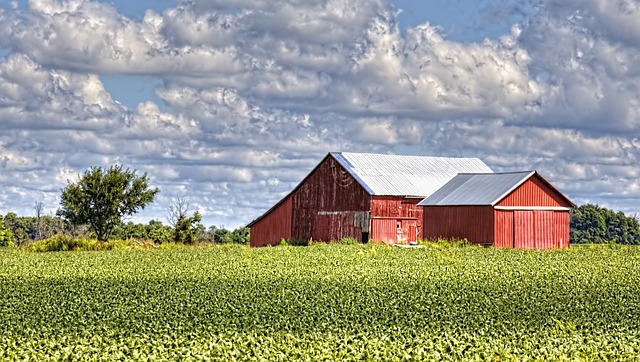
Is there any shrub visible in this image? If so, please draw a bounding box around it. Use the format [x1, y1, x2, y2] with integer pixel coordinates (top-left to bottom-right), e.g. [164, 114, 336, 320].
[20, 234, 147, 252]
[418, 237, 470, 248]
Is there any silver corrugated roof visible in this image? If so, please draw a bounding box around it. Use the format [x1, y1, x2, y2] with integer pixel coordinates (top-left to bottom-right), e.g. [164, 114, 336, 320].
[331, 152, 493, 197]
[418, 171, 535, 206]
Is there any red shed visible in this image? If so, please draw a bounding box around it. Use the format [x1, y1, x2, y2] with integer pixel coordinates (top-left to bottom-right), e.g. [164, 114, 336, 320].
[419, 171, 575, 249]
[248, 152, 492, 246]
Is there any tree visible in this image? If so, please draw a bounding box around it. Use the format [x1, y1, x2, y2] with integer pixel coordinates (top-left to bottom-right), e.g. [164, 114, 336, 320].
[0, 217, 14, 247]
[570, 204, 640, 244]
[58, 165, 159, 241]
[232, 226, 250, 244]
[173, 211, 203, 244]
[167, 197, 189, 227]
[214, 228, 233, 244]
[146, 220, 173, 244]
[34, 201, 44, 240]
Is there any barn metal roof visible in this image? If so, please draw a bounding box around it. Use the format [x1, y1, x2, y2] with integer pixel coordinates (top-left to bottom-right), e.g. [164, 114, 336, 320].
[418, 171, 535, 206]
[331, 152, 493, 197]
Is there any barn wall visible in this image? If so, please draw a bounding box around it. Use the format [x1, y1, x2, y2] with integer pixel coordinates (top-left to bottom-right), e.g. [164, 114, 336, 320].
[291, 156, 371, 242]
[423, 206, 495, 245]
[370, 196, 423, 244]
[494, 210, 514, 248]
[249, 196, 292, 247]
[554, 211, 570, 248]
[497, 175, 572, 207]
[497, 209, 570, 249]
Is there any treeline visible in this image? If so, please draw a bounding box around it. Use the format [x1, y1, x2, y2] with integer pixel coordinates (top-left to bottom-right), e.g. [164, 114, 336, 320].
[0, 213, 249, 247]
[570, 204, 640, 244]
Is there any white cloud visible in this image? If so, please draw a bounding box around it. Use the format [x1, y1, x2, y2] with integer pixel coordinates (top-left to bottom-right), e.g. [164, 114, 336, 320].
[1, 0, 640, 226]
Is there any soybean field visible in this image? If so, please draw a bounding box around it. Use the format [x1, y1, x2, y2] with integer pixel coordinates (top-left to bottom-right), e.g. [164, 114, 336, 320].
[1, 244, 640, 360]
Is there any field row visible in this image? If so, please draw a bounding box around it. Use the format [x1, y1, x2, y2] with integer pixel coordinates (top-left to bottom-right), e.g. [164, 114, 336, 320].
[1, 245, 639, 360]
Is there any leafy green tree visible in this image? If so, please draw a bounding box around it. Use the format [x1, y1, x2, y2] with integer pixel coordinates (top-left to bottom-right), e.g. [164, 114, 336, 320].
[113, 221, 148, 240]
[232, 227, 250, 244]
[173, 212, 203, 244]
[58, 165, 159, 241]
[147, 220, 173, 244]
[3, 213, 34, 245]
[0, 217, 14, 247]
[571, 204, 640, 244]
[214, 228, 233, 244]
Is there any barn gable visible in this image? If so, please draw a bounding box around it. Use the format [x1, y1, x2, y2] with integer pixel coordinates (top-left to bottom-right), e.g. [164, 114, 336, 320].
[420, 171, 575, 249]
[418, 171, 574, 207]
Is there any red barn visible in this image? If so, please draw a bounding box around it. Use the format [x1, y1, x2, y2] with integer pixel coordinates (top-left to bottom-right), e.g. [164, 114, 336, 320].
[248, 152, 492, 247]
[419, 171, 575, 249]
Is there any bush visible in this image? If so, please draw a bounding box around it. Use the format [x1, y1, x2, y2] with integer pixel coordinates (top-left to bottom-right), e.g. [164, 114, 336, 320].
[335, 237, 360, 245]
[418, 237, 470, 248]
[20, 234, 147, 252]
[0, 218, 14, 247]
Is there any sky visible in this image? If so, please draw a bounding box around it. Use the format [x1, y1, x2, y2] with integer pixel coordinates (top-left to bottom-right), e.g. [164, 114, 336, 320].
[1, 0, 640, 228]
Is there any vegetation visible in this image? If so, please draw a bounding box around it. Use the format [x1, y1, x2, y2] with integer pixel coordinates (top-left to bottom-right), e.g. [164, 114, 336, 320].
[570, 203, 640, 244]
[58, 165, 159, 241]
[1, 244, 639, 360]
[0, 217, 14, 247]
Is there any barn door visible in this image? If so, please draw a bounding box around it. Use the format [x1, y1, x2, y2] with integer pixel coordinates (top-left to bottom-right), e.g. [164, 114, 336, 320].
[513, 210, 565, 249]
[513, 211, 534, 249]
[404, 220, 417, 244]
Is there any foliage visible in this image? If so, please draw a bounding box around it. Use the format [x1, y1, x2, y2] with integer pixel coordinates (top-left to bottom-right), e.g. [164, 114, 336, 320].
[58, 165, 159, 241]
[0, 217, 14, 247]
[173, 211, 203, 244]
[418, 237, 471, 247]
[231, 226, 250, 244]
[570, 204, 640, 244]
[19, 234, 147, 252]
[1, 245, 640, 360]
[146, 220, 173, 244]
[214, 228, 233, 244]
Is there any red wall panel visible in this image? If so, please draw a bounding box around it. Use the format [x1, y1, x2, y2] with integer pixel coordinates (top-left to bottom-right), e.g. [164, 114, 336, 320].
[314, 213, 356, 242]
[512, 210, 570, 249]
[371, 219, 397, 244]
[371, 196, 423, 240]
[249, 197, 292, 247]
[494, 210, 514, 248]
[423, 206, 495, 245]
[291, 156, 370, 242]
[554, 211, 570, 248]
[514, 210, 534, 249]
[498, 175, 572, 207]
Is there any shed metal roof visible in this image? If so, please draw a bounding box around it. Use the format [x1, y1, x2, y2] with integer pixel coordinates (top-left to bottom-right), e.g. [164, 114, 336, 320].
[332, 152, 493, 197]
[418, 171, 535, 206]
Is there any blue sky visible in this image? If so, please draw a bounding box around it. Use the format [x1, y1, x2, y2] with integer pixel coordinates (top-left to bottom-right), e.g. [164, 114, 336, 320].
[1, 0, 640, 228]
[101, 0, 528, 110]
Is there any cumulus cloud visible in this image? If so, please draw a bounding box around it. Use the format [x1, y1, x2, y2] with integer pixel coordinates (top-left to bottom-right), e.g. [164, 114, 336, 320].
[520, 0, 640, 133]
[1, 0, 640, 225]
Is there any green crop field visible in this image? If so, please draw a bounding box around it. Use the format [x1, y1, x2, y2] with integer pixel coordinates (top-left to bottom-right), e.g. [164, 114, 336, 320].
[1, 244, 640, 361]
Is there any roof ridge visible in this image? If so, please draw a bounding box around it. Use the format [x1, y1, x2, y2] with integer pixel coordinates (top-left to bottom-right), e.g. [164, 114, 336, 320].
[334, 151, 485, 160]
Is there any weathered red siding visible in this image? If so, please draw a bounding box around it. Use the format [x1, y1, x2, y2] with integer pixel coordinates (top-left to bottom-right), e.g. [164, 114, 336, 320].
[291, 156, 371, 242]
[249, 196, 292, 247]
[423, 206, 495, 245]
[498, 175, 572, 207]
[371, 218, 397, 243]
[494, 210, 514, 248]
[369, 197, 423, 244]
[514, 210, 535, 249]
[505, 210, 570, 249]
[554, 211, 570, 248]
